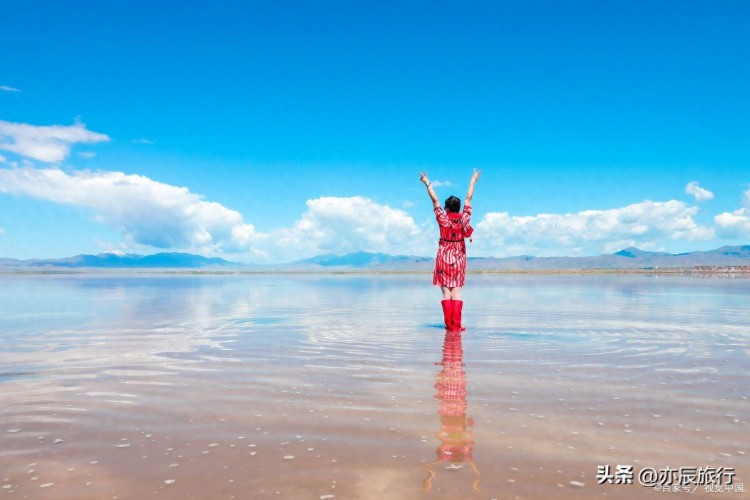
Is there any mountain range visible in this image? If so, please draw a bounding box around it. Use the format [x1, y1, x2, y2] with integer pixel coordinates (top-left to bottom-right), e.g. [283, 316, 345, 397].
[0, 252, 237, 269]
[291, 246, 750, 271]
[2, 246, 749, 270]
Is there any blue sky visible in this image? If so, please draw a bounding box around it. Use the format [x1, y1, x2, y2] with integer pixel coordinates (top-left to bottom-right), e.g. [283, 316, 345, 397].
[1, 0, 749, 262]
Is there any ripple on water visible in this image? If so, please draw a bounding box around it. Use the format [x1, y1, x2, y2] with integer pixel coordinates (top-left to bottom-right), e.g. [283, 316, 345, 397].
[0, 274, 748, 498]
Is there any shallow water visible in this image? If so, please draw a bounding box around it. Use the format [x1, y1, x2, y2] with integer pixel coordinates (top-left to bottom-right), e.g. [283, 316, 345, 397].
[0, 274, 748, 499]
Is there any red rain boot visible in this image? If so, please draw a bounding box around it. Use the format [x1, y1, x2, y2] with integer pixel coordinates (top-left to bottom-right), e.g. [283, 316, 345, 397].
[451, 300, 465, 332]
[441, 300, 452, 330]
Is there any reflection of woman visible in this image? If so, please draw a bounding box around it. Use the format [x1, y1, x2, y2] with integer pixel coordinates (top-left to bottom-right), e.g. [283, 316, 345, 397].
[422, 331, 480, 492]
[419, 169, 481, 331]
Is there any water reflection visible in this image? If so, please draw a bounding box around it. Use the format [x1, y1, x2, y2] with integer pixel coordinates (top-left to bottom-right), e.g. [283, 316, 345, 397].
[423, 330, 480, 492]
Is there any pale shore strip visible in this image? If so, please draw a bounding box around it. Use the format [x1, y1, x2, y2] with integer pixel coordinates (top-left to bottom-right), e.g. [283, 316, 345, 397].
[2, 267, 750, 276]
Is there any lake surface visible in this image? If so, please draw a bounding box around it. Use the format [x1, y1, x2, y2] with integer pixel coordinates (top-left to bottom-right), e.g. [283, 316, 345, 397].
[0, 274, 748, 499]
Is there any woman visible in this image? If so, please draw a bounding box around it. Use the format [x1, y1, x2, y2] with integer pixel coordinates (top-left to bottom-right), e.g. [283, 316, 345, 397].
[420, 169, 481, 331]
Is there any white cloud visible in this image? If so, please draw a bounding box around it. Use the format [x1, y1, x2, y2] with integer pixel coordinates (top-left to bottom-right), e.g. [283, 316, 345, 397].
[714, 209, 750, 238]
[0, 167, 256, 252]
[0, 154, 6, 163]
[714, 188, 750, 238]
[78, 151, 96, 159]
[93, 238, 128, 255]
[0, 85, 22, 92]
[133, 138, 156, 145]
[685, 181, 714, 202]
[261, 196, 427, 260]
[474, 200, 714, 257]
[0, 162, 734, 261]
[0, 120, 109, 163]
[430, 180, 453, 188]
[0, 227, 4, 236]
[0, 166, 428, 261]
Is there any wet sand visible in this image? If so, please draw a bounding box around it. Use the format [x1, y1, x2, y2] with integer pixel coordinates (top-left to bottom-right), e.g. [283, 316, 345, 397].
[1, 274, 748, 499]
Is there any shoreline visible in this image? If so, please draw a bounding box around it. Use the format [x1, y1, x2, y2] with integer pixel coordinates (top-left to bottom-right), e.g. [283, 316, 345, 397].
[2, 267, 750, 276]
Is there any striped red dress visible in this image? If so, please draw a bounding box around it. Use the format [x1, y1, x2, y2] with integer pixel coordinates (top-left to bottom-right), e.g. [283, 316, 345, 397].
[432, 205, 473, 288]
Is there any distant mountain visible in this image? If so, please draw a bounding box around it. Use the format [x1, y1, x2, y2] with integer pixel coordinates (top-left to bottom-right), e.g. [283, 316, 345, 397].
[0, 252, 239, 269]
[467, 245, 750, 270]
[285, 245, 750, 271]
[2, 246, 750, 271]
[714, 244, 750, 257]
[613, 247, 671, 259]
[294, 251, 431, 267]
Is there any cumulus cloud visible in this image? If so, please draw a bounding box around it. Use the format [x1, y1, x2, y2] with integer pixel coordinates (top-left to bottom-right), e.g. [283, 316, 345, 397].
[261, 196, 427, 260]
[0, 120, 109, 163]
[0, 161, 731, 261]
[714, 209, 750, 237]
[0, 166, 428, 261]
[474, 200, 714, 257]
[430, 180, 453, 188]
[685, 181, 714, 201]
[714, 188, 750, 238]
[0, 85, 21, 92]
[0, 167, 256, 252]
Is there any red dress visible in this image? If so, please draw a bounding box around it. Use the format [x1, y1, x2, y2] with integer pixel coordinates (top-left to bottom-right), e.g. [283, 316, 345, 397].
[433, 205, 473, 288]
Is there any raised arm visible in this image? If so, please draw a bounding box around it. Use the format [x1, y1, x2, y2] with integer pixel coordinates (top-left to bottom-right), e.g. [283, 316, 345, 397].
[465, 168, 481, 207]
[420, 171, 440, 209]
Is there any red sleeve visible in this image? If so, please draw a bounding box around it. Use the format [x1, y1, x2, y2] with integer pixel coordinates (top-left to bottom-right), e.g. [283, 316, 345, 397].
[434, 206, 449, 227]
[461, 205, 472, 225]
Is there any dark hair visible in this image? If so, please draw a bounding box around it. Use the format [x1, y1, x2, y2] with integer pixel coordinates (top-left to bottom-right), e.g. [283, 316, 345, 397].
[444, 196, 461, 213]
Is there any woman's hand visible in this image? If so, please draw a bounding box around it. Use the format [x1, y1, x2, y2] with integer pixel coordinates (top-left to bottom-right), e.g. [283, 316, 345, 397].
[471, 168, 482, 183]
[421, 171, 440, 207]
[465, 168, 481, 206]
